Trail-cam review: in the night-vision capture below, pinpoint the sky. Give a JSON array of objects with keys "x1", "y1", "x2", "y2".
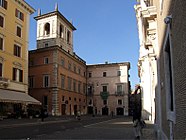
[{"x1": 26, "y1": 0, "x2": 139, "y2": 89}]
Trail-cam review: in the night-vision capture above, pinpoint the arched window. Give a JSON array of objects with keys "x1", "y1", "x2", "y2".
[
  {"x1": 44, "y1": 23, "x2": 50, "y2": 35},
  {"x1": 67, "y1": 30, "x2": 71, "y2": 43},
  {"x1": 60, "y1": 24, "x2": 64, "y2": 38}
]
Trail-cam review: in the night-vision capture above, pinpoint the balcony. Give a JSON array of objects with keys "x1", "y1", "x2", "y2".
[
  {"x1": 100, "y1": 91, "x2": 109, "y2": 100},
  {"x1": 0, "y1": 77, "x2": 10, "y2": 87},
  {"x1": 115, "y1": 91, "x2": 124, "y2": 96}
]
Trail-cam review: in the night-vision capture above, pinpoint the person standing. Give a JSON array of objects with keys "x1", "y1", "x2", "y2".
[
  {"x1": 41, "y1": 108, "x2": 45, "y2": 122},
  {"x1": 133, "y1": 85, "x2": 142, "y2": 139}
]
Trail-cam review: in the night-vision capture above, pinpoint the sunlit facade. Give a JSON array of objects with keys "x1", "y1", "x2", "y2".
[{"x1": 87, "y1": 62, "x2": 130, "y2": 116}]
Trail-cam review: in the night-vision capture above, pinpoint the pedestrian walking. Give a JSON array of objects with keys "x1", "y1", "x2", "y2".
[
  {"x1": 41, "y1": 108, "x2": 45, "y2": 122},
  {"x1": 132, "y1": 84, "x2": 142, "y2": 139}
]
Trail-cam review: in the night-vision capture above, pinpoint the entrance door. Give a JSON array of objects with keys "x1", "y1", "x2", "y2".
[
  {"x1": 74, "y1": 105, "x2": 77, "y2": 115},
  {"x1": 87, "y1": 106, "x2": 93, "y2": 114},
  {"x1": 61, "y1": 104, "x2": 66, "y2": 115},
  {"x1": 116, "y1": 107, "x2": 124, "y2": 115},
  {"x1": 102, "y1": 107, "x2": 109, "y2": 115}
]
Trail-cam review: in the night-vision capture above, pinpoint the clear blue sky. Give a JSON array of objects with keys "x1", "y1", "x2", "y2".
[{"x1": 27, "y1": 0, "x2": 139, "y2": 89}]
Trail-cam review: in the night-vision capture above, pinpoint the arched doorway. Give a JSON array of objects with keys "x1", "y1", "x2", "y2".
[
  {"x1": 116, "y1": 107, "x2": 124, "y2": 115},
  {"x1": 102, "y1": 106, "x2": 109, "y2": 115}
]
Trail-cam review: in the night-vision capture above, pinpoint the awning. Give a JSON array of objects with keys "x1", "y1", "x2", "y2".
[{"x1": 0, "y1": 89, "x2": 41, "y2": 105}]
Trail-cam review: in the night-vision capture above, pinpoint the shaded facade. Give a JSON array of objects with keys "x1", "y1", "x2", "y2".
[
  {"x1": 0, "y1": 0, "x2": 40, "y2": 118},
  {"x1": 135, "y1": 0, "x2": 186, "y2": 139}
]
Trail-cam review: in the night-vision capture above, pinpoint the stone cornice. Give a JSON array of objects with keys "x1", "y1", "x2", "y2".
[
  {"x1": 14, "y1": 0, "x2": 35, "y2": 14},
  {"x1": 141, "y1": 6, "x2": 157, "y2": 18}
]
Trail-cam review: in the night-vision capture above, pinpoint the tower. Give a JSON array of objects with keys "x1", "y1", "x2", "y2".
[{"x1": 34, "y1": 5, "x2": 76, "y2": 55}]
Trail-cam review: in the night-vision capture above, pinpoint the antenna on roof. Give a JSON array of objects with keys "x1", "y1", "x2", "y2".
[{"x1": 55, "y1": 2, "x2": 58, "y2": 11}]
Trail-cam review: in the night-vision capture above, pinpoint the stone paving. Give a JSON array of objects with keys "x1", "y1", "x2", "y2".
[{"x1": 0, "y1": 116, "x2": 156, "y2": 139}]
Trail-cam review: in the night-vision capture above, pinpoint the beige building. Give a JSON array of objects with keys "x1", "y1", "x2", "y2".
[
  {"x1": 135, "y1": 0, "x2": 186, "y2": 139},
  {"x1": 87, "y1": 62, "x2": 130, "y2": 116},
  {"x1": 0, "y1": 0, "x2": 40, "y2": 118}
]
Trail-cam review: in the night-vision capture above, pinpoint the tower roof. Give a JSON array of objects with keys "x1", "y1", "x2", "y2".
[{"x1": 34, "y1": 11, "x2": 76, "y2": 30}]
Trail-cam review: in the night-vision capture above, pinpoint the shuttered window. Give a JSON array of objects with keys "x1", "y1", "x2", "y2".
[{"x1": 15, "y1": 9, "x2": 24, "y2": 21}]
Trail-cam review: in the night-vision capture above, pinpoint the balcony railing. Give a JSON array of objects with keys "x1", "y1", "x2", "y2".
[
  {"x1": 115, "y1": 91, "x2": 125, "y2": 96},
  {"x1": 0, "y1": 77, "x2": 10, "y2": 87},
  {"x1": 100, "y1": 91, "x2": 109, "y2": 100}
]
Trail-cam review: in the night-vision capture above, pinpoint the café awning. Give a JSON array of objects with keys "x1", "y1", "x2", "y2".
[{"x1": 0, "y1": 89, "x2": 41, "y2": 105}]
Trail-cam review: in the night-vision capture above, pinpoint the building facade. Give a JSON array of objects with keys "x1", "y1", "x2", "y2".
[
  {"x1": 87, "y1": 62, "x2": 130, "y2": 116},
  {"x1": 0, "y1": 0, "x2": 40, "y2": 118},
  {"x1": 29, "y1": 7, "x2": 87, "y2": 116},
  {"x1": 135, "y1": 0, "x2": 186, "y2": 139},
  {"x1": 134, "y1": 0, "x2": 157, "y2": 123}
]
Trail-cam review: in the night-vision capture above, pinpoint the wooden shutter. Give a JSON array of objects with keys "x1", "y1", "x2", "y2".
[
  {"x1": 19, "y1": 69, "x2": 23, "y2": 82},
  {"x1": 0, "y1": 37, "x2": 3, "y2": 50},
  {"x1": 4, "y1": 0, "x2": 7, "y2": 9},
  {"x1": 0, "y1": 15, "x2": 4, "y2": 27}
]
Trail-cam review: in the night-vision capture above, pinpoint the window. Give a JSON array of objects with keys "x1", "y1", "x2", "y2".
[
  {"x1": 68, "y1": 62, "x2": 71, "y2": 70},
  {"x1": 61, "y1": 58, "x2": 65, "y2": 67},
  {"x1": 44, "y1": 57, "x2": 49, "y2": 64},
  {"x1": 60, "y1": 24, "x2": 64, "y2": 38},
  {"x1": 29, "y1": 59, "x2": 34, "y2": 66},
  {"x1": 103, "y1": 72, "x2": 107, "y2": 77},
  {"x1": 83, "y1": 83, "x2": 86, "y2": 94},
  {"x1": 45, "y1": 43, "x2": 48, "y2": 47},
  {"x1": 0, "y1": 37, "x2": 3, "y2": 50},
  {"x1": 12, "y1": 68, "x2": 23, "y2": 82},
  {"x1": 117, "y1": 85, "x2": 122, "y2": 92},
  {"x1": 78, "y1": 81, "x2": 81, "y2": 93},
  {"x1": 43, "y1": 75, "x2": 50, "y2": 87},
  {"x1": 44, "y1": 23, "x2": 50, "y2": 35},
  {"x1": 102, "y1": 86, "x2": 107, "y2": 92},
  {"x1": 88, "y1": 85, "x2": 93, "y2": 95},
  {"x1": 0, "y1": 0, "x2": 7, "y2": 10},
  {"x1": 73, "y1": 79, "x2": 76, "y2": 92},
  {"x1": 0, "y1": 63, "x2": 2, "y2": 77},
  {"x1": 74, "y1": 64, "x2": 76, "y2": 73},
  {"x1": 88, "y1": 72, "x2": 92, "y2": 78},
  {"x1": 118, "y1": 99, "x2": 122, "y2": 105},
  {"x1": 14, "y1": 44, "x2": 21, "y2": 57},
  {"x1": 67, "y1": 30, "x2": 71, "y2": 44},
  {"x1": 68, "y1": 77, "x2": 72, "y2": 90},
  {"x1": 16, "y1": 26, "x2": 21, "y2": 37},
  {"x1": 78, "y1": 67, "x2": 81, "y2": 75},
  {"x1": 29, "y1": 76, "x2": 34, "y2": 88},
  {"x1": 43, "y1": 96, "x2": 48, "y2": 106},
  {"x1": 62, "y1": 96, "x2": 65, "y2": 101},
  {"x1": 0, "y1": 15, "x2": 4, "y2": 27},
  {"x1": 15, "y1": 9, "x2": 24, "y2": 21},
  {"x1": 61, "y1": 75, "x2": 65, "y2": 89},
  {"x1": 103, "y1": 100, "x2": 107, "y2": 105},
  {"x1": 117, "y1": 70, "x2": 121, "y2": 76}
]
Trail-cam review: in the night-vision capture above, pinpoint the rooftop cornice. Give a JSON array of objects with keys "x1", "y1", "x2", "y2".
[
  {"x1": 14, "y1": 0, "x2": 35, "y2": 14},
  {"x1": 34, "y1": 11, "x2": 76, "y2": 31},
  {"x1": 141, "y1": 6, "x2": 157, "y2": 18},
  {"x1": 87, "y1": 62, "x2": 130, "y2": 69}
]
